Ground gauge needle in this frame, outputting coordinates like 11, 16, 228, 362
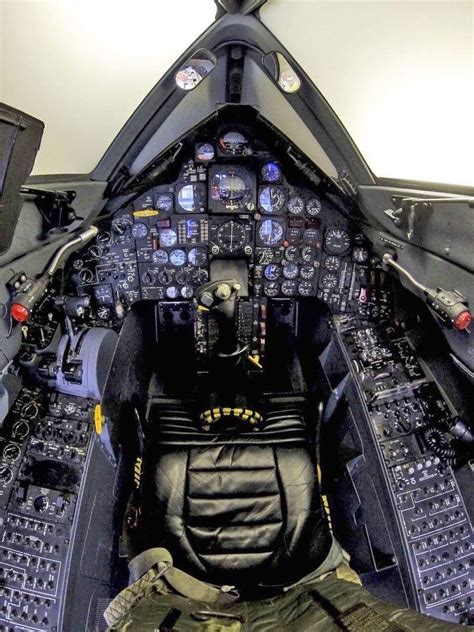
230, 221, 234, 250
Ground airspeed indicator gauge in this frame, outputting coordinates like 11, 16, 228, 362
324, 227, 351, 255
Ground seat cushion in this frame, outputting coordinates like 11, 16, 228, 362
140, 406, 333, 591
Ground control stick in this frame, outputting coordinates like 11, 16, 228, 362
195, 279, 246, 360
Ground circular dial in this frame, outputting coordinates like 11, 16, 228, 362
0, 466, 12, 484
324, 227, 351, 254
281, 280, 297, 296
188, 247, 207, 267
218, 130, 248, 155
97, 306, 112, 320
159, 228, 178, 247
264, 282, 280, 297
181, 285, 194, 299
166, 286, 179, 299
288, 196, 305, 216
259, 186, 286, 214
306, 198, 322, 216
264, 264, 280, 281
285, 246, 299, 261
216, 220, 250, 253
325, 256, 341, 271
88, 245, 102, 259
258, 219, 284, 246
196, 143, 215, 162
286, 226, 302, 244
321, 272, 339, 289
300, 264, 315, 280
155, 193, 174, 212
210, 167, 252, 210
79, 269, 94, 284
169, 249, 186, 266
192, 268, 209, 285
283, 262, 299, 279
352, 246, 369, 263
261, 161, 281, 183
301, 246, 315, 262
152, 249, 169, 266
97, 232, 111, 245
303, 228, 320, 245
3, 444, 21, 462
177, 184, 204, 213
112, 217, 132, 235
298, 281, 313, 296
132, 222, 148, 239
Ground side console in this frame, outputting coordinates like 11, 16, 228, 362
0, 388, 114, 631
320, 317, 473, 626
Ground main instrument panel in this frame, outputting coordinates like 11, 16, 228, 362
69, 129, 381, 322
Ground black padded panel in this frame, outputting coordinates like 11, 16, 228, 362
140, 406, 332, 591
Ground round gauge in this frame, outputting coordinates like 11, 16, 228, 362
181, 285, 194, 299
97, 232, 111, 245
352, 246, 369, 263
159, 228, 178, 247
97, 305, 112, 320
210, 167, 252, 210
196, 143, 215, 162
132, 222, 148, 239
264, 282, 280, 297
261, 161, 281, 183
152, 249, 169, 266
300, 264, 315, 280
112, 217, 132, 235
321, 272, 339, 289
72, 258, 83, 271
166, 286, 179, 299
285, 245, 299, 261
283, 262, 299, 279
13, 419, 31, 438
169, 249, 186, 266
188, 247, 207, 267
155, 193, 174, 212
177, 184, 204, 213
0, 466, 12, 484
306, 198, 322, 216
258, 219, 284, 246
286, 226, 302, 244
259, 186, 286, 214
298, 281, 314, 296
281, 280, 297, 296
324, 227, 351, 255
264, 264, 280, 281
158, 270, 172, 285
88, 245, 102, 259
303, 228, 320, 245
3, 444, 21, 462
301, 246, 315, 262
216, 220, 249, 253
325, 256, 341, 271
79, 269, 94, 284
175, 270, 190, 285
192, 268, 209, 285
218, 130, 248, 155
288, 196, 305, 216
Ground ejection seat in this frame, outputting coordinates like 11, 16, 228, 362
137, 398, 338, 595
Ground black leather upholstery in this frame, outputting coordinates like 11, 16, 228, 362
141, 403, 333, 591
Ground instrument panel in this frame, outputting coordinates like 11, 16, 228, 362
69, 130, 381, 322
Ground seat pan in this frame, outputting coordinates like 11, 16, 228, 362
140, 405, 333, 591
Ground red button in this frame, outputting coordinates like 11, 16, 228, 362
10, 303, 30, 322
454, 310, 472, 331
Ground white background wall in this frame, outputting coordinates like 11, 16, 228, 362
0, 0, 472, 186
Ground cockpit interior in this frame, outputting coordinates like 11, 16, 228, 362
0, 3, 472, 630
